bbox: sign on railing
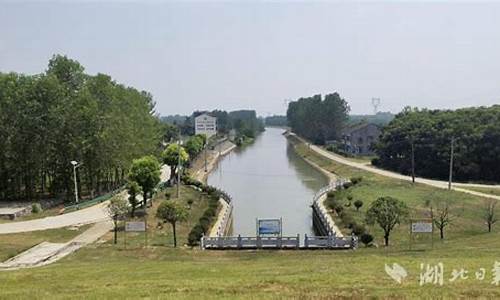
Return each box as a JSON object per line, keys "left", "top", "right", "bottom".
{"left": 256, "top": 218, "right": 282, "bottom": 236}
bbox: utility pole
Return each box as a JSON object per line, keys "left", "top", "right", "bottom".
{"left": 70, "top": 161, "right": 80, "bottom": 208}
{"left": 176, "top": 129, "right": 181, "bottom": 198}
{"left": 410, "top": 140, "right": 415, "bottom": 183}
{"left": 204, "top": 143, "right": 208, "bottom": 172}
{"left": 448, "top": 136, "right": 455, "bottom": 190}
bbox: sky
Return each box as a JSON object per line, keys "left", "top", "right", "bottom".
{"left": 1, "top": 1, "right": 500, "bottom": 116}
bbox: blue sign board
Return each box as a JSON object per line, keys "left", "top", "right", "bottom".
{"left": 257, "top": 218, "right": 282, "bottom": 236}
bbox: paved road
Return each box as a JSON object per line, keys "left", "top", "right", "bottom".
{"left": 0, "top": 166, "right": 170, "bottom": 234}
{"left": 290, "top": 134, "right": 500, "bottom": 200}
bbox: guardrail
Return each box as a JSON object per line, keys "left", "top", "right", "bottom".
{"left": 304, "top": 234, "right": 357, "bottom": 249}
{"left": 201, "top": 234, "right": 357, "bottom": 250}
{"left": 311, "top": 179, "right": 346, "bottom": 236}
{"left": 202, "top": 235, "right": 300, "bottom": 249}
{"left": 214, "top": 199, "right": 233, "bottom": 237}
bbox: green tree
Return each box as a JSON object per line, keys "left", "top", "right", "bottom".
{"left": 162, "top": 144, "right": 189, "bottom": 181}
{"left": 128, "top": 156, "right": 161, "bottom": 208}
{"left": 366, "top": 196, "right": 408, "bottom": 246}
{"left": 127, "top": 181, "right": 141, "bottom": 217}
{"left": 107, "top": 196, "right": 129, "bottom": 244}
{"left": 156, "top": 201, "right": 188, "bottom": 247}
{"left": 354, "top": 200, "right": 363, "bottom": 211}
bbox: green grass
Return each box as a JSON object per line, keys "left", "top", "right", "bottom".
{"left": 2, "top": 234, "right": 500, "bottom": 299}
{"left": 0, "top": 225, "right": 91, "bottom": 261}
{"left": 116, "top": 184, "right": 211, "bottom": 249}
{"left": 292, "top": 138, "right": 495, "bottom": 250}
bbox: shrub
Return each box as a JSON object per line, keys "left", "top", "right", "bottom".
{"left": 188, "top": 224, "right": 205, "bottom": 246}
{"left": 326, "top": 191, "right": 336, "bottom": 199}
{"left": 334, "top": 205, "right": 344, "bottom": 215}
{"left": 354, "top": 200, "right": 364, "bottom": 211}
{"left": 360, "top": 233, "right": 374, "bottom": 247}
{"left": 187, "top": 198, "right": 194, "bottom": 208}
{"left": 31, "top": 203, "right": 42, "bottom": 214}
{"left": 164, "top": 192, "right": 171, "bottom": 200}
{"left": 340, "top": 213, "right": 355, "bottom": 228}
{"left": 347, "top": 195, "right": 353, "bottom": 201}
{"left": 352, "top": 223, "right": 366, "bottom": 236}
{"left": 350, "top": 176, "right": 363, "bottom": 185}
{"left": 343, "top": 182, "right": 353, "bottom": 189}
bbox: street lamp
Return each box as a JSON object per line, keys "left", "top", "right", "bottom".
{"left": 70, "top": 160, "right": 80, "bottom": 207}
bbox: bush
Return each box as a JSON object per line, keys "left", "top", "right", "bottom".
{"left": 354, "top": 200, "right": 363, "bottom": 211}
{"left": 164, "top": 192, "right": 171, "bottom": 200}
{"left": 188, "top": 224, "right": 205, "bottom": 246}
{"left": 340, "top": 212, "right": 355, "bottom": 229}
{"left": 31, "top": 203, "right": 42, "bottom": 214}
{"left": 343, "top": 182, "right": 353, "bottom": 189}
{"left": 360, "top": 233, "right": 374, "bottom": 247}
{"left": 352, "top": 223, "right": 366, "bottom": 236}
{"left": 347, "top": 195, "right": 353, "bottom": 201}
{"left": 326, "top": 191, "right": 336, "bottom": 199}
{"left": 327, "top": 199, "right": 341, "bottom": 211}
{"left": 334, "top": 205, "right": 344, "bottom": 215}
{"left": 350, "top": 176, "right": 363, "bottom": 185}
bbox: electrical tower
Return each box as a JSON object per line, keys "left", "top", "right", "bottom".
{"left": 371, "top": 98, "right": 381, "bottom": 115}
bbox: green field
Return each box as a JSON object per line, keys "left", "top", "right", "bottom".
{"left": 0, "top": 225, "right": 90, "bottom": 261}
{"left": 1, "top": 141, "right": 500, "bottom": 298}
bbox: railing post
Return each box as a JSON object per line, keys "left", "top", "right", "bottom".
{"left": 237, "top": 234, "right": 242, "bottom": 249}
{"left": 304, "top": 234, "right": 308, "bottom": 248}
{"left": 257, "top": 236, "right": 261, "bottom": 249}
{"left": 296, "top": 234, "right": 300, "bottom": 249}
{"left": 328, "top": 234, "right": 332, "bottom": 249}
{"left": 200, "top": 234, "right": 205, "bottom": 250}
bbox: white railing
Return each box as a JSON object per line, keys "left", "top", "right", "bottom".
{"left": 201, "top": 234, "right": 357, "bottom": 249}
{"left": 202, "top": 235, "right": 301, "bottom": 249}
{"left": 312, "top": 179, "right": 347, "bottom": 236}
{"left": 214, "top": 199, "right": 233, "bottom": 237}
{"left": 304, "top": 234, "right": 358, "bottom": 249}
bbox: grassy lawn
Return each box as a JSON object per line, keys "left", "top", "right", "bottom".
{"left": 1, "top": 233, "right": 500, "bottom": 298}
{"left": 0, "top": 225, "right": 91, "bottom": 262}
{"left": 118, "top": 184, "right": 209, "bottom": 249}
{"left": 291, "top": 137, "right": 496, "bottom": 251}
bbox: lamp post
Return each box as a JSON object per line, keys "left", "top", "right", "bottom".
{"left": 70, "top": 160, "right": 80, "bottom": 208}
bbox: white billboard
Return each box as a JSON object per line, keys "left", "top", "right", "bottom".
{"left": 411, "top": 221, "right": 433, "bottom": 233}
{"left": 125, "top": 221, "right": 146, "bottom": 232}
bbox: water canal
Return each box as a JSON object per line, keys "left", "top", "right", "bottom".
{"left": 207, "top": 127, "right": 329, "bottom": 236}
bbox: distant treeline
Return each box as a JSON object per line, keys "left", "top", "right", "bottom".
{"left": 287, "top": 93, "right": 350, "bottom": 144}
{"left": 264, "top": 115, "right": 287, "bottom": 127}
{"left": 374, "top": 106, "right": 500, "bottom": 183}
{"left": 162, "top": 109, "right": 265, "bottom": 139}
{"left": 0, "top": 55, "right": 162, "bottom": 201}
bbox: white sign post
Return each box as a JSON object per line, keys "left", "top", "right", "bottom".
{"left": 124, "top": 220, "right": 148, "bottom": 248}
{"left": 410, "top": 219, "right": 433, "bottom": 250}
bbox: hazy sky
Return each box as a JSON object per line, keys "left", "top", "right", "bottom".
{"left": 1, "top": 1, "right": 500, "bottom": 116}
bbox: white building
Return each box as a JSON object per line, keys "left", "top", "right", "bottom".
{"left": 195, "top": 113, "right": 217, "bottom": 138}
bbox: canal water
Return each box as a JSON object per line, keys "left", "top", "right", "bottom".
{"left": 207, "top": 127, "right": 328, "bottom": 236}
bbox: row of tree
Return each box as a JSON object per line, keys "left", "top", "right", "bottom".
{"left": 373, "top": 106, "right": 500, "bottom": 182}
{"left": 287, "top": 93, "right": 350, "bottom": 144}
{"left": 0, "top": 55, "right": 163, "bottom": 202}
{"left": 162, "top": 109, "right": 265, "bottom": 139}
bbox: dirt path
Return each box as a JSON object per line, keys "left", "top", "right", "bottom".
{"left": 290, "top": 133, "right": 500, "bottom": 200}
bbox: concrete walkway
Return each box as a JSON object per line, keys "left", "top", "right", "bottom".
{"left": 290, "top": 133, "right": 500, "bottom": 200}
{"left": 0, "top": 221, "right": 112, "bottom": 270}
